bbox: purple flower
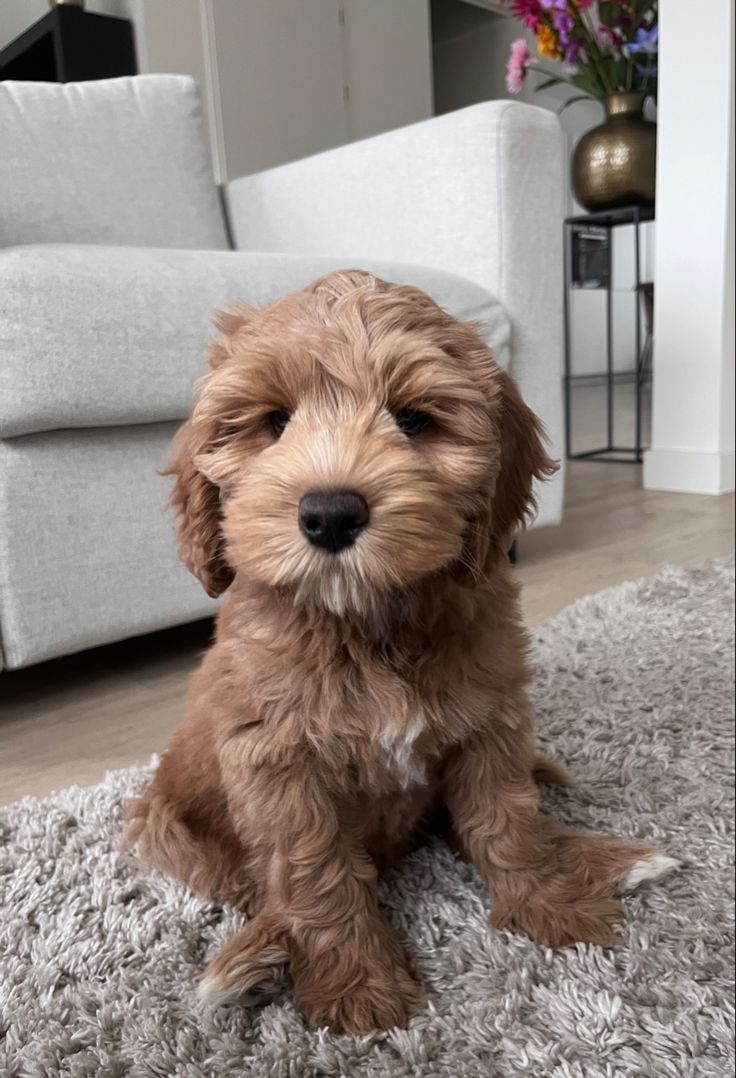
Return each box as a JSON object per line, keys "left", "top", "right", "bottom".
{"left": 553, "top": 9, "right": 575, "bottom": 47}
{"left": 540, "top": 0, "right": 567, "bottom": 9}
{"left": 626, "top": 25, "right": 659, "bottom": 56}
{"left": 564, "top": 38, "right": 583, "bottom": 67}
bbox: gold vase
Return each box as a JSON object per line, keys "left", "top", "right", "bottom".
{"left": 572, "top": 92, "right": 656, "bottom": 212}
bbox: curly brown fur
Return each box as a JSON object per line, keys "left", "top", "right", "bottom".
{"left": 123, "top": 270, "right": 676, "bottom": 1033}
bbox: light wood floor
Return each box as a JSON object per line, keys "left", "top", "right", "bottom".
{"left": 1, "top": 459, "right": 733, "bottom": 806}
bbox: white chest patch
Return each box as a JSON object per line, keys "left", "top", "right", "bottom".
{"left": 379, "top": 718, "right": 427, "bottom": 789}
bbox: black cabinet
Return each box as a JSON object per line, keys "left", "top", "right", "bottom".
{"left": 0, "top": 5, "right": 136, "bottom": 83}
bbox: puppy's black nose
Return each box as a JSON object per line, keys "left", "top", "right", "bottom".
{"left": 298, "top": 490, "right": 369, "bottom": 553}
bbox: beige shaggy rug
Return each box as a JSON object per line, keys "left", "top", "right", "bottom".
{"left": 1, "top": 558, "right": 734, "bottom": 1078}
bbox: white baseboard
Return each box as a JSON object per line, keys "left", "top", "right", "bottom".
{"left": 643, "top": 448, "right": 736, "bottom": 495}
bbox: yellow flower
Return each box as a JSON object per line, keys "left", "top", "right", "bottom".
{"left": 536, "top": 24, "right": 562, "bottom": 61}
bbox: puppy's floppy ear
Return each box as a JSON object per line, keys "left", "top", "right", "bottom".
{"left": 162, "top": 311, "right": 257, "bottom": 598}
{"left": 488, "top": 366, "right": 558, "bottom": 559}
{"left": 165, "top": 411, "right": 234, "bottom": 598}
{"left": 210, "top": 303, "right": 258, "bottom": 366}
{"left": 461, "top": 363, "right": 557, "bottom": 581}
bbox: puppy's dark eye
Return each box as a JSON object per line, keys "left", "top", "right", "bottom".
{"left": 394, "top": 408, "right": 431, "bottom": 437}
{"left": 267, "top": 410, "right": 291, "bottom": 439}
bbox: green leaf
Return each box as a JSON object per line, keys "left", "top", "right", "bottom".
{"left": 558, "top": 94, "right": 594, "bottom": 115}
{"left": 613, "top": 57, "right": 630, "bottom": 90}
{"left": 642, "top": 75, "right": 656, "bottom": 94}
{"left": 533, "top": 76, "right": 564, "bottom": 92}
{"left": 571, "top": 72, "right": 602, "bottom": 96}
{"left": 633, "top": 1, "right": 657, "bottom": 21}
{"left": 598, "top": 2, "right": 619, "bottom": 29}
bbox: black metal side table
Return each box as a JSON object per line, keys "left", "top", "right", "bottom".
{"left": 563, "top": 204, "right": 655, "bottom": 463}
{"left": 0, "top": 4, "right": 136, "bottom": 83}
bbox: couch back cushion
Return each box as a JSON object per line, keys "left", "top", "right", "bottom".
{"left": 0, "top": 244, "right": 510, "bottom": 438}
{"left": 0, "top": 75, "right": 229, "bottom": 250}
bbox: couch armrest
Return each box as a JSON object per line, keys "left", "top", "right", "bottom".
{"left": 226, "top": 101, "right": 565, "bottom": 526}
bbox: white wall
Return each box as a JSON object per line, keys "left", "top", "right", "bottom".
{"left": 721, "top": 82, "right": 735, "bottom": 460}
{"left": 1, "top": 0, "right": 53, "bottom": 46}
{"left": 643, "top": 0, "right": 735, "bottom": 495}
{"left": 130, "top": 0, "right": 206, "bottom": 88}
{"left": 205, "top": 0, "right": 432, "bottom": 180}
{"left": 207, "top": 0, "right": 348, "bottom": 181}
{"left": 342, "top": 0, "right": 433, "bottom": 142}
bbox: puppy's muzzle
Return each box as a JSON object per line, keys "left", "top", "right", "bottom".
{"left": 298, "top": 490, "right": 370, "bottom": 554}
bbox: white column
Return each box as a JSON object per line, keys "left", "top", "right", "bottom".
{"left": 644, "top": 0, "right": 735, "bottom": 494}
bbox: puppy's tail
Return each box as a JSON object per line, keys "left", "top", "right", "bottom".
{"left": 532, "top": 755, "right": 572, "bottom": 787}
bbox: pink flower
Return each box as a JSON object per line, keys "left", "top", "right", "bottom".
{"left": 599, "top": 25, "right": 623, "bottom": 49}
{"left": 506, "top": 38, "right": 532, "bottom": 94}
{"left": 510, "top": 1, "right": 543, "bottom": 30}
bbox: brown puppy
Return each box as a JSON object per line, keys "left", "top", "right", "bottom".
{"left": 124, "top": 270, "right": 676, "bottom": 1034}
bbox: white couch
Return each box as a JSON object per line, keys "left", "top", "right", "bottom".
{"left": 0, "top": 75, "right": 564, "bottom": 670}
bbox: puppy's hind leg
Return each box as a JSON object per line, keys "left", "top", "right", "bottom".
{"left": 122, "top": 785, "right": 257, "bottom": 912}
{"left": 443, "top": 705, "right": 678, "bottom": 949}
{"left": 532, "top": 755, "right": 572, "bottom": 787}
{"left": 125, "top": 785, "right": 290, "bottom": 1006}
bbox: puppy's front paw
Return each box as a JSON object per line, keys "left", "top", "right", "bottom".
{"left": 304, "top": 972, "right": 425, "bottom": 1035}
{"left": 617, "top": 850, "right": 680, "bottom": 893}
{"left": 199, "top": 913, "right": 289, "bottom": 1007}
{"left": 491, "top": 892, "right": 625, "bottom": 949}
{"left": 490, "top": 834, "right": 679, "bottom": 949}
{"left": 292, "top": 938, "right": 425, "bottom": 1034}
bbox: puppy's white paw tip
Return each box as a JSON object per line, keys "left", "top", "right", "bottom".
{"left": 198, "top": 972, "right": 232, "bottom": 1007}
{"left": 621, "top": 853, "right": 679, "bottom": 892}
{"left": 199, "top": 953, "right": 289, "bottom": 1008}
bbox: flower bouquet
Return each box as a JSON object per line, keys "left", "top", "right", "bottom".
{"left": 503, "top": 2, "right": 659, "bottom": 211}
{"left": 504, "top": 1, "right": 658, "bottom": 107}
